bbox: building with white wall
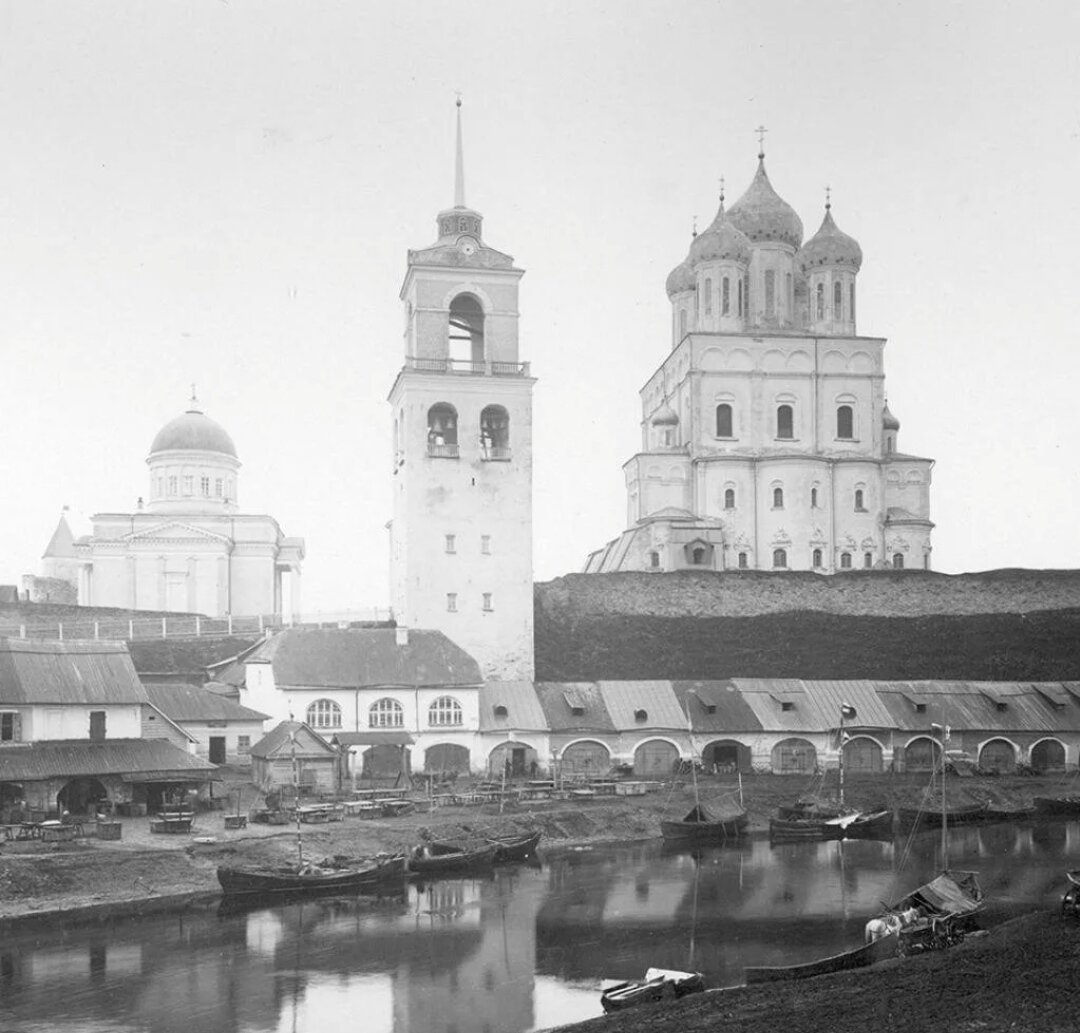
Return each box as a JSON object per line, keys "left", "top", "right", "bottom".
{"left": 68, "top": 396, "right": 304, "bottom": 618}
{"left": 387, "top": 102, "right": 536, "bottom": 680}
{"left": 585, "top": 147, "right": 934, "bottom": 575}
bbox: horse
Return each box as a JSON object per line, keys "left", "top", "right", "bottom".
{"left": 865, "top": 906, "right": 921, "bottom": 943}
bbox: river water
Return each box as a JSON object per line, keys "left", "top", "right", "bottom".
{"left": 2, "top": 821, "right": 1076, "bottom": 1033}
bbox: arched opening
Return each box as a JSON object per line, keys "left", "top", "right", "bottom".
{"left": 816, "top": 282, "right": 824, "bottom": 319}
{"left": 716, "top": 404, "right": 733, "bottom": 437}
{"left": 368, "top": 697, "right": 404, "bottom": 729}
{"left": 427, "top": 403, "right": 459, "bottom": 456}
{"left": 811, "top": 486, "right": 819, "bottom": 508}
{"left": 1030, "top": 739, "right": 1066, "bottom": 774}
{"left": 812, "top": 548, "right": 823, "bottom": 568}
{"left": 724, "top": 487, "right": 736, "bottom": 509}
{"left": 833, "top": 280, "right": 843, "bottom": 319}
{"left": 480, "top": 405, "right": 510, "bottom": 459}
{"left": 837, "top": 405, "right": 854, "bottom": 439}
{"left": 702, "top": 739, "right": 751, "bottom": 774}
{"left": 424, "top": 743, "right": 471, "bottom": 775}
{"left": 488, "top": 741, "right": 539, "bottom": 779}
{"left": 721, "top": 276, "right": 730, "bottom": 315}
{"left": 771, "top": 738, "right": 817, "bottom": 774}
{"left": 773, "top": 486, "right": 784, "bottom": 508}
{"left": 842, "top": 736, "right": 883, "bottom": 773}
{"left": 776, "top": 404, "right": 794, "bottom": 439}
{"left": 854, "top": 488, "right": 864, "bottom": 510}
{"left": 738, "top": 552, "right": 748, "bottom": 569}
{"left": 893, "top": 553, "right": 905, "bottom": 569}
{"left": 428, "top": 696, "right": 463, "bottom": 727}
{"left": 764, "top": 269, "right": 776, "bottom": 317}
{"left": 306, "top": 698, "right": 342, "bottom": 730}
{"left": 772, "top": 548, "right": 787, "bottom": 569}
{"left": 648, "top": 550, "right": 660, "bottom": 569}
{"left": 864, "top": 552, "right": 873, "bottom": 568}
{"left": 633, "top": 739, "right": 680, "bottom": 776}
{"left": 840, "top": 552, "right": 852, "bottom": 569}
{"left": 704, "top": 277, "right": 712, "bottom": 315}
{"left": 685, "top": 540, "right": 713, "bottom": 567}
{"left": 362, "top": 744, "right": 411, "bottom": 780}
{"left": 448, "top": 293, "right": 485, "bottom": 365}
{"left": 979, "top": 739, "right": 1016, "bottom": 774}
{"left": 559, "top": 740, "right": 610, "bottom": 777}
{"left": 56, "top": 777, "right": 108, "bottom": 816}
{"left": 904, "top": 737, "right": 942, "bottom": 772}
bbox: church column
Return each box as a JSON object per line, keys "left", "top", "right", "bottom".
{"left": 290, "top": 567, "right": 302, "bottom": 624}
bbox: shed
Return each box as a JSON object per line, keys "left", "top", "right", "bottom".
{"left": 249, "top": 721, "right": 341, "bottom": 796}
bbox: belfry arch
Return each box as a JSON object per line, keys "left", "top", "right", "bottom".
{"left": 448, "top": 293, "right": 485, "bottom": 364}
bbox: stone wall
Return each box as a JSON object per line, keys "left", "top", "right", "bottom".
{"left": 20, "top": 575, "right": 78, "bottom": 605}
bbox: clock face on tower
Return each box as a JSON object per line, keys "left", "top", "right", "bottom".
{"left": 458, "top": 237, "right": 478, "bottom": 257}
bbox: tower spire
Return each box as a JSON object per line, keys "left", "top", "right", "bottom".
{"left": 454, "top": 94, "right": 465, "bottom": 209}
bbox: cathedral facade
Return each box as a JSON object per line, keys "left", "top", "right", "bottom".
{"left": 585, "top": 150, "right": 934, "bottom": 575}
{"left": 55, "top": 398, "right": 305, "bottom": 618}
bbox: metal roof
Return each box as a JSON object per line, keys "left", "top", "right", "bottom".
{"left": 672, "top": 681, "right": 763, "bottom": 732}
{"left": 793, "top": 680, "right": 898, "bottom": 729}
{"left": 143, "top": 682, "right": 269, "bottom": 723}
{"left": 479, "top": 681, "right": 548, "bottom": 732}
{"left": 534, "top": 683, "right": 616, "bottom": 732}
{"left": 0, "top": 638, "right": 148, "bottom": 705}
{"left": 249, "top": 720, "right": 339, "bottom": 759}
{"left": 596, "top": 681, "right": 688, "bottom": 730}
{"left": 0, "top": 738, "right": 216, "bottom": 781}
{"left": 246, "top": 628, "right": 482, "bottom": 689}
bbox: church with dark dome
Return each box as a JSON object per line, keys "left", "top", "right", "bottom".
{"left": 585, "top": 144, "right": 934, "bottom": 575}
{"left": 50, "top": 395, "right": 304, "bottom": 617}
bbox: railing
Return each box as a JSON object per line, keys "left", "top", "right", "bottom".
{"left": 406, "top": 356, "right": 530, "bottom": 377}
{"left": 481, "top": 446, "right": 512, "bottom": 461}
{"left": 0, "top": 607, "right": 394, "bottom": 643}
{"left": 427, "top": 442, "right": 460, "bottom": 458}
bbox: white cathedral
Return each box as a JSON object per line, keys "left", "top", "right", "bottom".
{"left": 584, "top": 147, "right": 934, "bottom": 575}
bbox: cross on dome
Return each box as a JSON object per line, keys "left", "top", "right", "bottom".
{"left": 755, "top": 124, "right": 768, "bottom": 158}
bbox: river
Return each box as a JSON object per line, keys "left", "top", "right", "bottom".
{"left": 1, "top": 820, "right": 1076, "bottom": 1033}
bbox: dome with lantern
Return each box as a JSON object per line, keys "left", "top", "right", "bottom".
{"left": 727, "top": 157, "right": 803, "bottom": 249}
{"left": 797, "top": 203, "right": 863, "bottom": 272}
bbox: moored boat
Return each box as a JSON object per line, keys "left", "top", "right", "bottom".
{"left": 408, "top": 840, "right": 498, "bottom": 874}
{"left": 890, "top": 870, "right": 984, "bottom": 953}
{"left": 744, "top": 931, "right": 898, "bottom": 984}
{"left": 896, "top": 802, "right": 986, "bottom": 829}
{"left": 600, "top": 968, "right": 704, "bottom": 1013}
{"left": 661, "top": 802, "right": 748, "bottom": 844}
{"left": 1033, "top": 795, "right": 1080, "bottom": 817}
{"left": 842, "top": 808, "right": 895, "bottom": 838}
{"left": 217, "top": 854, "right": 405, "bottom": 897}
{"left": 488, "top": 830, "right": 541, "bottom": 862}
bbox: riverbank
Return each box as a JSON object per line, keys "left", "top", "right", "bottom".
{"left": 546, "top": 908, "right": 1080, "bottom": 1033}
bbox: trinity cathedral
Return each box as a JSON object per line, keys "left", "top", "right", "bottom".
{"left": 584, "top": 146, "right": 934, "bottom": 575}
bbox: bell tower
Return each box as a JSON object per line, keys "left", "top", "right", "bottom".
{"left": 388, "top": 101, "right": 536, "bottom": 680}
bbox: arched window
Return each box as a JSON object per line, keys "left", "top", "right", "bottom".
{"left": 307, "top": 699, "right": 341, "bottom": 729}
{"left": 721, "top": 277, "right": 730, "bottom": 315}
{"left": 816, "top": 282, "right": 824, "bottom": 319}
{"left": 704, "top": 278, "right": 712, "bottom": 314}
{"left": 724, "top": 487, "right": 736, "bottom": 509}
{"left": 480, "top": 405, "right": 510, "bottom": 458}
{"left": 427, "top": 403, "right": 458, "bottom": 454}
{"left": 765, "top": 269, "right": 776, "bottom": 317}
{"left": 428, "top": 696, "right": 463, "bottom": 727}
{"left": 893, "top": 553, "right": 905, "bottom": 569}
{"left": 811, "top": 487, "right": 819, "bottom": 508}
{"left": 738, "top": 278, "right": 744, "bottom": 317}
{"left": 369, "top": 697, "right": 404, "bottom": 729}
{"left": 850, "top": 282, "right": 856, "bottom": 321}
{"left": 833, "top": 280, "right": 843, "bottom": 319}
{"left": 772, "top": 487, "right": 784, "bottom": 508}
{"left": 448, "top": 293, "right": 485, "bottom": 364}
{"left": 854, "top": 488, "right": 865, "bottom": 510}
{"left": 692, "top": 547, "right": 706, "bottom": 565}
{"left": 864, "top": 551, "right": 873, "bottom": 568}
{"left": 738, "top": 552, "right": 749, "bottom": 569}
{"left": 812, "top": 548, "right": 823, "bottom": 568}
{"left": 716, "top": 403, "right": 733, "bottom": 437}
{"left": 772, "top": 548, "right": 787, "bottom": 569}
{"left": 886, "top": 435, "right": 895, "bottom": 454}
{"left": 777, "top": 404, "right": 793, "bottom": 439}
{"left": 679, "top": 309, "right": 687, "bottom": 336}
{"left": 840, "top": 552, "right": 852, "bottom": 569}
{"left": 837, "top": 405, "right": 854, "bottom": 439}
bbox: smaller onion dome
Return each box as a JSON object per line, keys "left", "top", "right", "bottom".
{"left": 727, "top": 158, "right": 803, "bottom": 248}
{"left": 651, "top": 403, "right": 679, "bottom": 427}
{"left": 882, "top": 404, "right": 900, "bottom": 431}
{"left": 665, "top": 259, "right": 695, "bottom": 297}
{"left": 798, "top": 205, "right": 863, "bottom": 272}
{"left": 150, "top": 398, "right": 237, "bottom": 457}
{"left": 689, "top": 202, "right": 752, "bottom": 266}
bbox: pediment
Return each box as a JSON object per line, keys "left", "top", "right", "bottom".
{"left": 126, "top": 521, "right": 232, "bottom": 545}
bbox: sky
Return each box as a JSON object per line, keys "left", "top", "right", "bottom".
{"left": 2, "top": 1, "right": 1079, "bottom": 615}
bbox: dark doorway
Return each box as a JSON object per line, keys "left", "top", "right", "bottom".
{"left": 89, "top": 711, "right": 106, "bottom": 742}
{"left": 58, "top": 777, "right": 109, "bottom": 816}
{"left": 209, "top": 736, "right": 226, "bottom": 765}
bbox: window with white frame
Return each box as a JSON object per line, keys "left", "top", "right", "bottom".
{"left": 237, "top": 735, "right": 251, "bottom": 754}
{"left": 428, "top": 696, "right": 463, "bottom": 727}
{"left": 482, "top": 593, "right": 493, "bottom": 612}
{"left": 445, "top": 534, "right": 456, "bottom": 554}
{"left": 369, "top": 697, "right": 404, "bottom": 729}
{"left": 480, "top": 535, "right": 491, "bottom": 555}
{"left": 306, "top": 698, "right": 342, "bottom": 729}
{"left": 0, "top": 712, "right": 20, "bottom": 742}
{"left": 447, "top": 593, "right": 457, "bottom": 612}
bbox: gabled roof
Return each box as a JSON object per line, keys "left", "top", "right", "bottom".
{"left": 143, "top": 682, "right": 269, "bottom": 723}
{"left": 0, "top": 738, "right": 216, "bottom": 781}
{"left": 597, "top": 681, "right": 688, "bottom": 729}
{"left": 0, "top": 638, "right": 148, "bottom": 705}
{"left": 534, "top": 682, "right": 616, "bottom": 733}
{"left": 249, "top": 720, "right": 338, "bottom": 759}
{"left": 479, "top": 681, "right": 548, "bottom": 732}
{"left": 672, "top": 681, "right": 763, "bottom": 732}
{"left": 246, "top": 628, "right": 482, "bottom": 689}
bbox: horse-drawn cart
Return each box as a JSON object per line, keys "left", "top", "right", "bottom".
{"left": 1062, "top": 870, "right": 1080, "bottom": 919}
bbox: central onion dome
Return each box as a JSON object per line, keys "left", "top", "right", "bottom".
{"left": 727, "top": 158, "right": 803, "bottom": 248}
{"left": 689, "top": 202, "right": 752, "bottom": 265}
{"left": 150, "top": 399, "right": 237, "bottom": 457}
{"left": 798, "top": 206, "right": 863, "bottom": 272}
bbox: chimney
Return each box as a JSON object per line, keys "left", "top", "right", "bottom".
{"left": 395, "top": 627, "right": 409, "bottom": 647}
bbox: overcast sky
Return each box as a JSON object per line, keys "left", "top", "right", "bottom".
{"left": 2, "top": 1, "right": 1079, "bottom": 614}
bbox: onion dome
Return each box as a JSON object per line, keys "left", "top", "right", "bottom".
{"left": 651, "top": 403, "right": 679, "bottom": 427}
{"left": 665, "top": 259, "right": 695, "bottom": 297}
{"left": 689, "top": 203, "right": 752, "bottom": 265}
{"left": 798, "top": 205, "right": 863, "bottom": 272}
{"left": 728, "top": 158, "right": 803, "bottom": 248}
{"left": 150, "top": 398, "right": 237, "bottom": 457}
{"left": 882, "top": 404, "right": 900, "bottom": 431}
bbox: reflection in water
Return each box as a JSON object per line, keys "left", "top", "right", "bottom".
{"left": 1, "top": 823, "right": 1076, "bottom": 1033}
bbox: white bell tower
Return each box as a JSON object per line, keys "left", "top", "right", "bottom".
{"left": 388, "top": 101, "right": 536, "bottom": 680}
